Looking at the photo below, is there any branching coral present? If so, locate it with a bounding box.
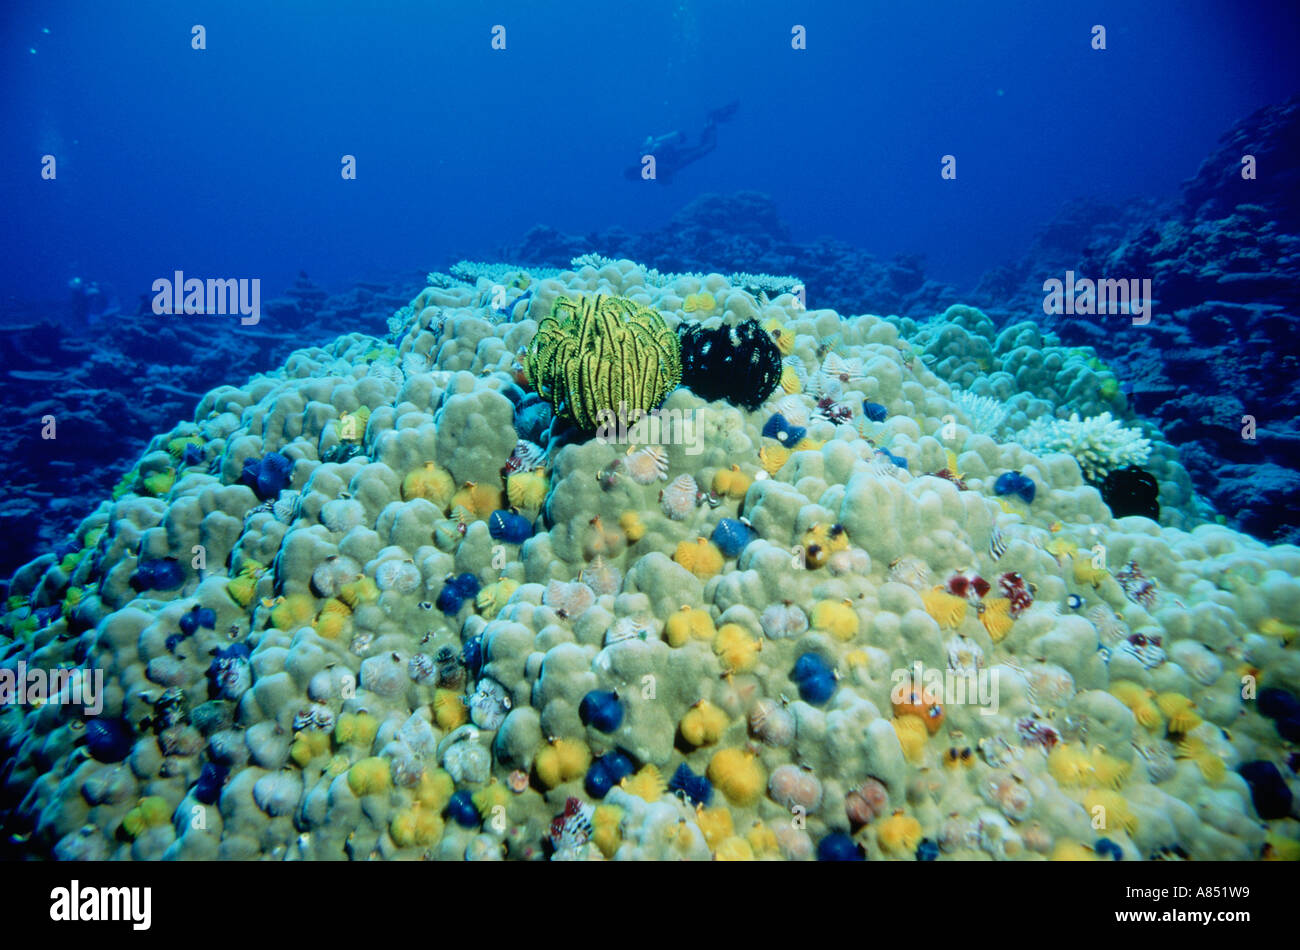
[1016,411,1151,482]
[442,261,562,285]
[387,304,417,340]
[436,254,804,297]
[952,388,1010,437]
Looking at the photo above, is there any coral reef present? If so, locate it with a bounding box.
[1,256,1297,863]
[973,96,1300,542]
[0,272,413,580]
[484,99,1300,542]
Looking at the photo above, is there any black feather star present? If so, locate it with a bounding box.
[1101,465,1160,520]
[677,318,782,411]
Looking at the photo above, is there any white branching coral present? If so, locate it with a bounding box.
[387,304,416,340]
[434,256,804,297]
[1017,411,1151,482]
[952,388,1010,437]
[443,261,563,284]
[571,255,803,294]
[727,270,804,295]
[569,252,626,273]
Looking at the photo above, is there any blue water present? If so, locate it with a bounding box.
[5,0,1298,302]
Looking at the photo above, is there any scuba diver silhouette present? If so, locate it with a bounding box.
[67,276,121,325]
[625,100,739,184]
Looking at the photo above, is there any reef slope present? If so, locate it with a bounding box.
[1,260,1296,861]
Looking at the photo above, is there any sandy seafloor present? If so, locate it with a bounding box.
[2,257,1297,862]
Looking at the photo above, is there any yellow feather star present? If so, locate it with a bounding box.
[524,294,681,431]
